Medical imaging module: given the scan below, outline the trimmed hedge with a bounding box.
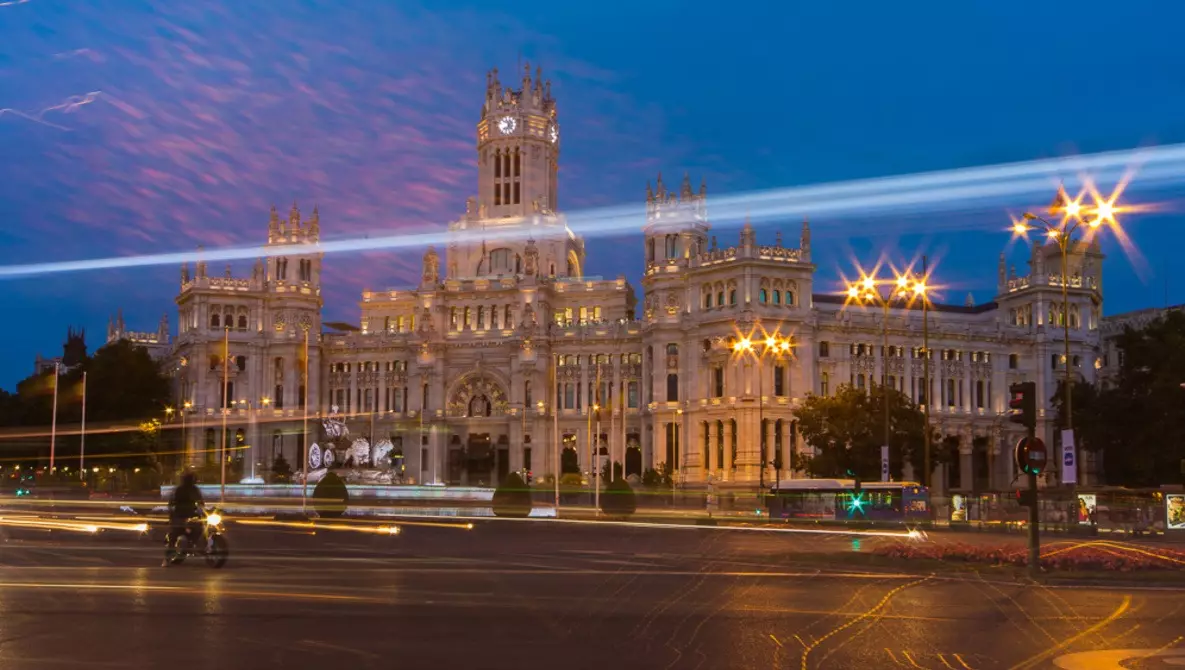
[492,472,533,518]
[600,478,637,516]
[313,471,350,518]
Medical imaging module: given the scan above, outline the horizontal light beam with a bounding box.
[2,142,1181,280]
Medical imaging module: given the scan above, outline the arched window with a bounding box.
[773,290,781,305]
[647,238,656,263]
[716,291,724,306]
[703,292,712,309]
[666,343,678,356]
[236,355,247,372]
[489,248,512,273]
[665,235,677,259]
[210,313,220,328]
[759,288,768,304]
[787,290,796,306]
[237,315,247,330]
[856,374,866,390]
[729,289,737,305]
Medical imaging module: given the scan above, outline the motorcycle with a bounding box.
[165,507,229,568]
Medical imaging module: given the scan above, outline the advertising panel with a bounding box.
[1076,493,1097,525]
[1167,494,1185,531]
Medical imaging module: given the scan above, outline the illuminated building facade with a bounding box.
[167,64,1106,492]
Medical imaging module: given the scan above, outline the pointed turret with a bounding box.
[195,246,207,278]
[289,201,301,230]
[740,216,756,247]
[800,218,812,261]
[269,204,280,237]
[1049,183,1068,216]
[646,181,654,203]
[965,293,975,307]
[655,172,665,200]
[309,205,320,238]
[158,313,169,341]
[680,172,692,200]
[998,252,1007,289]
[699,177,706,197]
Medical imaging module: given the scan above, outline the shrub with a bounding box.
[312,471,350,518]
[492,472,533,518]
[600,478,637,516]
[270,454,293,483]
[559,473,584,488]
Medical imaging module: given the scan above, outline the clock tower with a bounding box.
[477,64,559,219]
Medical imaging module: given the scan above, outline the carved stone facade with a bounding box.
[162,65,1111,491]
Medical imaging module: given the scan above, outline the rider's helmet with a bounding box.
[181,471,198,487]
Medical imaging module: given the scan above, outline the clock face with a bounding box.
[498,116,517,134]
[548,123,558,143]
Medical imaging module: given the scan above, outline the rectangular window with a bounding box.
[713,367,724,398]
[523,447,532,471]
[513,181,520,204]
[773,365,785,396]
[819,341,829,358]
[1009,353,1019,369]
[494,184,501,206]
[666,374,679,402]
[627,381,639,408]
[976,380,984,409]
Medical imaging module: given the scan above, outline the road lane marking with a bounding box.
[800,576,931,670]
[1008,595,1132,670]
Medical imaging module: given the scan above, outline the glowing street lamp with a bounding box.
[732,331,794,491]
[844,269,929,484]
[1009,183,1131,485]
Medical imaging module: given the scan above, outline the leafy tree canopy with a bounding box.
[1055,310,1185,487]
[796,384,948,481]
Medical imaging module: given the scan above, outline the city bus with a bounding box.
[765,478,930,522]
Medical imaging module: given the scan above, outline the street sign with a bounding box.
[1014,436,1048,475]
[1061,429,1077,484]
[880,445,889,482]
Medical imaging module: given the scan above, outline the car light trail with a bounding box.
[0,142,1179,280]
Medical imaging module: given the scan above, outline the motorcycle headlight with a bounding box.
[206,513,222,526]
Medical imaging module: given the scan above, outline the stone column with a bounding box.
[707,420,719,474]
[723,419,734,476]
[958,430,973,491]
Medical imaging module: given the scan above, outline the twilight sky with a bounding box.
[2,0,1184,389]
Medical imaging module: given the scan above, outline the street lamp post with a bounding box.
[732,334,793,493]
[1012,185,1124,486]
[845,271,927,482]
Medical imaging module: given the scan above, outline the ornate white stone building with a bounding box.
[167,64,1107,492]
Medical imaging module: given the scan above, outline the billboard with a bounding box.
[1076,493,1096,525]
[1168,494,1185,531]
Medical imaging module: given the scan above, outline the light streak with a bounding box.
[0,0,32,6]
[0,91,101,131]
[0,141,1178,281]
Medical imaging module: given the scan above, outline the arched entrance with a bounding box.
[625,433,642,477]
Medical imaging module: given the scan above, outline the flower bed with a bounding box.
[873,541,1185,572]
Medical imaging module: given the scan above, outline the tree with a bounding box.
[0,339,172,463]
[1054,311,1185,487]
[796,384,948,480]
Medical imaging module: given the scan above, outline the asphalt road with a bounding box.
[0,518,1181,669]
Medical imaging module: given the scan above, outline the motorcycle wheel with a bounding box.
[167,536,188,565]
[205,534,228,569]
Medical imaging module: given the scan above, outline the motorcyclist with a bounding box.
[164,472,204,566]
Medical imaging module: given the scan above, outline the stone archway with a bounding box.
[447,371,509,418]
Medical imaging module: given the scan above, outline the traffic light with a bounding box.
[1008,382,1036,431]
[1015,488,1036,508]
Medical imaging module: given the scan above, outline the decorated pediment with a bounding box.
[446,373,509,417]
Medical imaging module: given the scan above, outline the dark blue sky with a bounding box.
[2,0,1183,389]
